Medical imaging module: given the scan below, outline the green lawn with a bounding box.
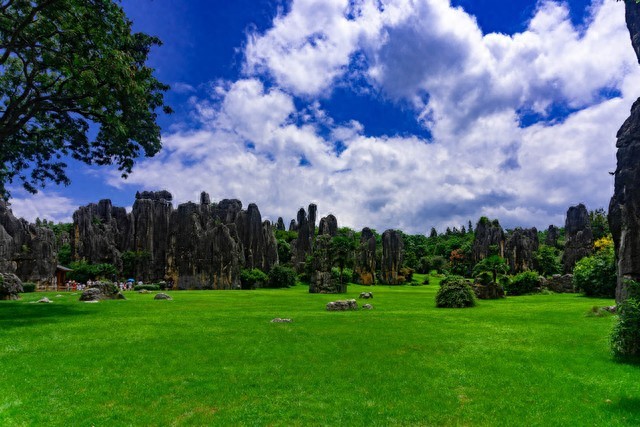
[1,277,638,426]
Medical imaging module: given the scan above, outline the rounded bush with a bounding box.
[436,276,476,308]
[240,268,268,290]
[572,250,616,298]
[268,265,297,288]
[505,271,540,296]
[611,297,640,361]
[21,282,37,293]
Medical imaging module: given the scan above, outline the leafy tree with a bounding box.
[611,280,640,361]
[330,234,356,286]
[0,0,171,198]
[435,275,476,308]
[267,265,297,288]
[589,208,610,241]
[240,268,268,290]
[472,255,509,284]
[572,246,616,298]
[57,242,71,266]
[429,227,438,238]
[505,271,540,296]
[68,260,116,283]
[533,245,561,277]
[276,239,291,265]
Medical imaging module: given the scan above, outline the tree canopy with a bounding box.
[0,0,171,198]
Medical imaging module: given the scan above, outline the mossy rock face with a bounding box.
[0,273,23,300]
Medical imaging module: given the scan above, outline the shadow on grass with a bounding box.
[607,397,640,421]
[0,302,90,331]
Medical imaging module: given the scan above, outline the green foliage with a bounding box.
[330,234,356,284]
[436,275,476,308]
[274,229,298,243]
[472,255,509,284]
[267,265,297,288]
[533,245,561,277]
[0,0,171,198]
[417,255,446,274]
[572,248,616,298]
[57,243,71,266]
[589,208,610,241]
[240,268,268,290]
[121,250,151,279]
[611,281,640,361]
[67,261,117,283]
[505,271,540,296]
[276,239,291,265]
[21,282,36,293]
[133,284,160,291]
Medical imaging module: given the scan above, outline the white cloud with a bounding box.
[8,190,78,224]
[107,0,638,234]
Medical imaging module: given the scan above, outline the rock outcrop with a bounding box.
[545,225,560,247]
[290,205,317,271]
[609,1,640,303]
[71,191,279,290]
[79,282,125,301]
[326,299,358,311]
[0,272,23,300]
[505,228,539,273]
[355,227,377,285]
[276,217,286,231]
[380,229,403,285]
[318,214,338,237]
[472,218,505,262]
[541,274,575,293]
[562,204,593,274]
[0,200,58,286]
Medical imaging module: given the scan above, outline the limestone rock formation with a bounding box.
[235,204,278,271]
[129,191,173,281]
[276,217,286,231]
[505,228,539,273]
[309,234,345,294]
[166,202,244,290]
[290,205,317,271]
[472,218,505,262]
[318,214,338,237]
[381,229,403,285]
[545,225,560,247]
[0,272,23,300]
[562,204,593,274]
[609,1,640,303]
[0,200,58,286]
[355,227,376,285]
[154,293,172,300]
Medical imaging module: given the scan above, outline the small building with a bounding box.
[54,265,73,290]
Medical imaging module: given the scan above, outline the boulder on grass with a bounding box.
[472,282,505,300]
[359,292,373,299]
[326,299,358,311]
[154,293,172,300]
[79,282,125,302]
[0,273,23,300]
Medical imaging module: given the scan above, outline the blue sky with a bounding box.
[7,0,640,234]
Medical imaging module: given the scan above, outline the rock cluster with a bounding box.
[326,299,358,311]
[0,272,23,300]
[355,228,377,285]
[561,204,593,274]
[290,204,317,271]
[71,191,279,290]
[609,1,640,303]
[309,218,346,294]
[545,225,560,247]
[472,218,505,262]
[380,229,403,284]
[505,228,539,273]
[0,200,58,287]
[541,274,575,293]
[79,282,126,301]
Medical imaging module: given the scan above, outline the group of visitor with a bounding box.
[62,279,140,291]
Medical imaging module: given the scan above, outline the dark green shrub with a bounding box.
[611,295,640,361]
[268,265,297,288]
[68,261,117,283]
[21,282,36,293]
[133,284,160,291]
[572,249,616,298]
[505,271,540,296]
[240,268,268,289]
[436,275,476,308]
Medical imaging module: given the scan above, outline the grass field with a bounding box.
[1,275,638,426]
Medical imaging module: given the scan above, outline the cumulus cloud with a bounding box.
[107,0,638,234]
[8,190,78,223]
